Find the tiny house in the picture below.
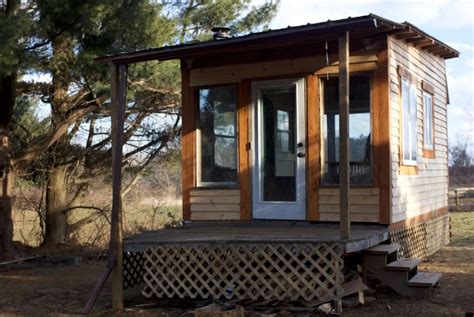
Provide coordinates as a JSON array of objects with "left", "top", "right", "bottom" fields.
[{"left": 95, "top": 14, "right": 458, "bottom": 311}]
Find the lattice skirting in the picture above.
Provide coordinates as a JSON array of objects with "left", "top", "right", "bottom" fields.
[
  {"left": 123, "top": 251, "right": 145, "bottom": 289},
  {"left": 140, "top": 242, "right": 344, "bottom": 302},
  {"left": 390, "top": 213, "right": 450, "bottom": 260}
]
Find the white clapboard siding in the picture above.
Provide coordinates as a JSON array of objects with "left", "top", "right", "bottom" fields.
[
  {"left": 388, "top": 35, "right": 449, "bottom": 223},
  {"left": 318, "top": 188, "right": 380, "bottom": 223},
  {"left": 190, "top": 189, "right": 241, "bottom": 220}
]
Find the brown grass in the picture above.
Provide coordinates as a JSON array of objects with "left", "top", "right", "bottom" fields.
[{"left": 1, "top": 212, "right": 473, "bottom": 316}]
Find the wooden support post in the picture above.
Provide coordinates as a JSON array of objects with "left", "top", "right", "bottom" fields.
[
  {"left": 110, "top": 63, "right": 127, "bottom": 310},
  {"left": 339, "top": 31, "right": 350, "bottom": 240}
]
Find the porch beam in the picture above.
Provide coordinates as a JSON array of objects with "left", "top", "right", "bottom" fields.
[
  {"left": 110, "top": 63, "right": 127, "bottom": 310},
  {"left": 338, "top": 31, "right": 350, "bottom": 239}
]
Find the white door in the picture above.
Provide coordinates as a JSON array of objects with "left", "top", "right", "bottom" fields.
[{"left": 251, "top": 78, "right": 306, "bottom": 220}]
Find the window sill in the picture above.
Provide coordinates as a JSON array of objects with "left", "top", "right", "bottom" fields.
[
  {"left": 193, "top": 185, "right": 240, "bottom": 190},
  {"left": 319, "top": 184, "right": 374, "bottom": 188},
  {"left": 400, "top": 165, "right": 418, "bottom": 175},
  {"left": 423, "top": 148, "right": 435, "bottom": 158}
]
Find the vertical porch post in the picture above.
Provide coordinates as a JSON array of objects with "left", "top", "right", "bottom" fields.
[
  {"left": 110, "top": 63, "right": 127, "bottom": 310},
  {"left": 339, "top": 31, "right": 350, "bottom": 239}
]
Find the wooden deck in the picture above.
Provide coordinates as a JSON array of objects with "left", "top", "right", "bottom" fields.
[{"left": 124, "top": 221, "right": 389, "bottom": 253}]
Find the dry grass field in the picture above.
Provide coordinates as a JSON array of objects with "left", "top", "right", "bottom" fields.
[{"left": 0, "top": 211, "right": 473, "bottom": 316}]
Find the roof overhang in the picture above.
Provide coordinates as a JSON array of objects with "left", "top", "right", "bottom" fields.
[{"left": 96, "top": 14, "right": 459, "bottom": 65}]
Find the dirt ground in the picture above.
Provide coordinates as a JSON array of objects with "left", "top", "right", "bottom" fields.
[{"left": 1, "top": 212, "right": 473, "bottom": 317}]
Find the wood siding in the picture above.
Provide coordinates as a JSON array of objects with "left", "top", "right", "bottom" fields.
[
  {"left": 318, "top": 188, "right": 380, "bottom": 223},
  {"left": 388, "top": 36, "right": 449, "bottom": 223},
  {"left": 189, "top": 53, "right": 379, "bottom": 87},
  {"left": 190, "top": 189, "right": 241, "bottom": 220}
]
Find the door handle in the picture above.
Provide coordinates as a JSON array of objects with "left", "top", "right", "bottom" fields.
[
  {"left": 297, "top": 142, "right": 304, "bottom": 147},
  {"left": 297, "top": 152, "right": 305, "bottom": 158}
]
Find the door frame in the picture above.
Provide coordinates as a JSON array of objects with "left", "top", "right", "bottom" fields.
[{"left": 251, "top": 78, "right": 306, "bottom": 220}]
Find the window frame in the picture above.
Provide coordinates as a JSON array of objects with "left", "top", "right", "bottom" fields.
[
  {"left": 319, "top": 74, "right": 374, "bottom": 187},
  {"left": 422, "top": 81, "right": 435, "bottom": 158},
  {"left": 400, "top": 76, "right": 418, "bottom": 167},
  {"left": 195, "top": 84, "right": 239, "bottom": 187}
]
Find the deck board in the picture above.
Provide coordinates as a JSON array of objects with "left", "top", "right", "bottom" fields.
[{"left": 124, "top": 222, "right": 389, "bottom": 253}]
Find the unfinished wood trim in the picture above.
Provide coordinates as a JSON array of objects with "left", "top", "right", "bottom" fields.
[
  {"left": 306, "top": 74, "right": 320, "bottom": 221},
  {"left": 191, "top": 211, "right": 240, "bottom": 221},
  {"left": 191, "top": 204, "right": 241, "bottom": 212},
  {"left": 319, "top": 204, "right": 379, "bottom": 214},
  {"left": 314, "top": 61, "right": 377, "bottom": 75},
  {"left": 422, "top": 149, "right": 435, "bottom": 158},
  {"left": 389, "top": 207, "right": 448, "bottom": 231},
  {"left": 397, "top": 65, "right": 413, "bottom": 82},
  {"left": 399, "top": 165, "right": 418, "bottom": 175},
  {"left": 372, "top": 48, "right": 391, "bottom": 225},
  {"left": 319, "top": 188, "right": 380, "bottom": 196},
  {"left": 238, "top": 80, "right": 251, "bottom": 220},
  {"left": 319, "top": 213, "right": 379, "bottom": 222},
  {"left": 338, "top": 31, "right": 350, "bottom": 239},
  {"left": 190, "top": 196, "right": 240, "bottom": 204},
  {"left": 422, "top": 80, "right": 435, "bottom": 94},
  {"left": 319, "top": 195, "right": 379, "bottom": 205},
  {"left": 181, "top": 61, "right": 195, "bottom": 221},
  {"left": 190, "top": 189, "right": 240, "bottom": 196}
]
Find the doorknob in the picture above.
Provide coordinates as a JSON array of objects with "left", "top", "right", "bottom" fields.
[
  {"left": 297, "top": 142, "right": 304, "bottom": 147},
  {"left": 297, "top": 152, "right": 305, "bottom": 158}
]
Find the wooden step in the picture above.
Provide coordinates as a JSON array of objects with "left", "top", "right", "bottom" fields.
[
  {"left": 366, "top": 243, "right": 399, "bottom": 255},
  {"left": 386, "top": 259, "right": 420, "bottom": 271},
  {"left": 408, "top": 272, "right": 441, "bottom": 287}
]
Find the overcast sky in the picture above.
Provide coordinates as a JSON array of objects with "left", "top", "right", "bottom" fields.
[{"left": 257, "top": 0, "right": 474, "bottom": 148}]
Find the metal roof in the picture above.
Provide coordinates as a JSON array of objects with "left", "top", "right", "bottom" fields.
[{"left": 96, "top": 14, "right": 459, "bottom": 64}]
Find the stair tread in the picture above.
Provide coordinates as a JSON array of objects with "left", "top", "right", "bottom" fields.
[
  {"left": 408, "top": 272, "right": 441, "bottom": 287},
  {"left": 366, "top": 243, "right": 399, "bottom": 255},
  {"left": 386, "top": 258, "right": 420, "bottom": 271}
]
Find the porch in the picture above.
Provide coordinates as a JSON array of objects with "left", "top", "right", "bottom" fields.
[{"left": 122, "top": 222, "right": 388, "bottom": 303}]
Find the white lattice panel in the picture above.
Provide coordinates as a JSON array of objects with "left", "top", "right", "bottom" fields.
[
  {"left": 141, "top": 242, "right": 344, "bottom": 302},
  {"left": 390, "top": 214, "right": 450, "bottom": 260}
]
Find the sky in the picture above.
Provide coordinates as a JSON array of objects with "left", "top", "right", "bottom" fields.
[{"left": 257, "top": 0, "right": 474, "bottom": 148}]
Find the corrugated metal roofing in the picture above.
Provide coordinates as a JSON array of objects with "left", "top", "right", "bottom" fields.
[{"left": 96, "top": 14, "right": 459, "bottom": 64}]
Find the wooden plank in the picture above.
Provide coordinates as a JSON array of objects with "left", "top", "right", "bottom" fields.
[
  {"left": 191, "top": 196, "right": 240, "bottom": 204},
  {"left": 190, "top": 51, "right": 380, "bottom": 87},
  {"left": 191, "top": 211, "right": 241, "bottom": 221},
  {"left": 306, "top": 74, "right": 320, "bottom": 221},
  {"left": 372, "top": 48, "right": 391, "bottom": 225},
  {"left": 110, "top": 63, "right": 126, "bottom": 310},
  {"left": 319, "top": 188, "right": 380, "bottom": 196},
  {"left": 181, "top": 61, "right": 194, "bottom": 221},
  {"left": 314, "top": 61, "right": 377, "bottom": 75},
  {"left": 190, "top": 189, "right": 240, "bottom": 196},
  {"left": 319, "top": 213, "right": 379, "bottom": 222},
  {"left": 238, "top": 80, "right": 251, "bottom": 220},
  {"left": 338, "top": 31, "right": 350, "bottom": 239},
  {"left": 319, "top": 195, "right": 379, "bottom": 205},
  {"left": 319, "top": 204, "right": 379, "bottom": 214},
  {"left": 191, "top": 204, "right": 241, "bottom": 212}
]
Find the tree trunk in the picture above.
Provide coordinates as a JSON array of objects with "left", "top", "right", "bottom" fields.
[
  {"left": 44, "top": 164, "right": 68, "bottom": 244},
  {"left": 0, "top": 133, "right": 14, "bottom": 258},
  {"left": 0, "top": 0, "right": 20, "bottom": 258},
  {"left": 42, "top": 33, "right": 73, "bottom": 245}
]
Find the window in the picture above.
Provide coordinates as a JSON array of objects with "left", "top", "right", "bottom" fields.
[
  {"left": 423, "top": 91, "right": 434, "bottom": 151},
  {"left": 401, "top": 78, "right": 417, "bottom": 165},
  {"left": 321, "top": 75, "right": 372, "bottom": 185},
  {"left": 198, "top": 86, "right": 237, "bottom": 185}
]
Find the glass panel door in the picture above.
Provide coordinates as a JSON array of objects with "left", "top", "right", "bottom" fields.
[{"left": 252, "top": 78, "right": 306, "bottom": 220}]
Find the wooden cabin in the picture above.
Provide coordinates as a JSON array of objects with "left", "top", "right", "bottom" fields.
[{"left": 95, "top": 14, "right": 458, "bottom": 311}]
